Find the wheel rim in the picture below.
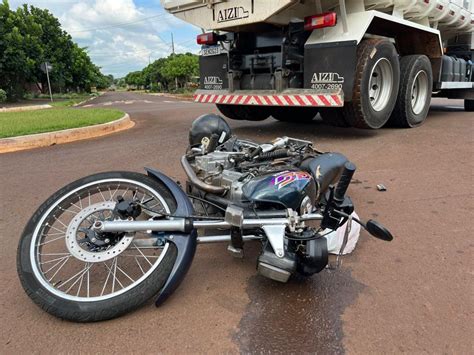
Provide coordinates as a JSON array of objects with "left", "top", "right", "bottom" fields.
[
  {"left": 368, "top": 58, "right": 394, "bottom": 112},
  {"left": 29, "top": 178, "right": 171, "bottom": 302},
  {"left": 411, "top": 70, "right": 429, "bottom": 116}
]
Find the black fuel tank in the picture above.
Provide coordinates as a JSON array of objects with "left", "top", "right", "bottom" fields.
[{"left": 242, "top": 170, "right": 317, "bottom": 211}]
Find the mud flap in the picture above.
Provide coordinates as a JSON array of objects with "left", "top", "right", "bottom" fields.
[
  {"left": 144, "top": 168, "right": 197, "bottom": 307},
  {"left": 304, "top": 41, "right": 357, "bottom": 101}
]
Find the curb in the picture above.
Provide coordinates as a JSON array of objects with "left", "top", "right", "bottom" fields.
[
  {"left": 0, "top": 104, "right": 52, "bottom": 113},
  {"left": 0, "top": 113, "right": 134, "bottom": 154},
  {"left": 146, "top": 93, "right": 195, "bottom": 101},
  {"left": 73, "top": 92, "right": 105, "bottom": 107}
]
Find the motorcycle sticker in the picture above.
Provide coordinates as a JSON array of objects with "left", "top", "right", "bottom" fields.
[{"left": 271, "top": 171, "right": 312, "bottom": 190}]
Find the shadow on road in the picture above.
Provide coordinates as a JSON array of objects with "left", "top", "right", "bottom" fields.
[{"left": 232, "top": 118, "right": 380, "bottom": 141}]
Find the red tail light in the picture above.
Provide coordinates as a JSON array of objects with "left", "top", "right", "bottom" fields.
[
  {"left": 304, "top": 12, "right": 337, "bottom": 31},
  {"left": 197, "top": 32, "right": 217, "bottom": 45}
]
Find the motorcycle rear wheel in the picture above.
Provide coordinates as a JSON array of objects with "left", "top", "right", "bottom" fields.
[{"left": 17, "top": 171, "right": 177, "bottom": 322}]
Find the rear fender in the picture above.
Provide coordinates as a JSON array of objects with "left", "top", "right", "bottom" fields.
[{"left": 144, "top": 168, "right": 197, "bottom": 307}]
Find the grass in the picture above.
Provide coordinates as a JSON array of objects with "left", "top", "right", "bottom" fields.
[
  {"left": 49, "top": 95, "right": 91, "bottom": 107},
  {"left": 0, "top": 107, "right": 124, "bottom": 138},
  {"left": 21, "top": 93, "right": 99, "bottom": 108}
]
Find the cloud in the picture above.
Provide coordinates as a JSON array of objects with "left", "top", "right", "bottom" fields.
[{"left": 8, "top": 0, "right": 200, "bottom": 77}]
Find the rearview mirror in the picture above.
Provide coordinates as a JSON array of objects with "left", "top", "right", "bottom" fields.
[{"left": 366, "top": 220, "right": 393, "bottom": 241}]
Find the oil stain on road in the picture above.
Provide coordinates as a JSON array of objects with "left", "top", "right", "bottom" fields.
[{"left": 234, "top": 268, "right": 365, "bottom": 353}]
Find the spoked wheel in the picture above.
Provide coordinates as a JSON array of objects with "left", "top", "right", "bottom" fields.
[{"left": 17, "top": 171, "right": 177, "bottom": 322}]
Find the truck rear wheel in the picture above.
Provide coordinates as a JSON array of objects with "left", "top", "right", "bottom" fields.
[
  {"left": 388, "top": 55, "right": 432, "bottom": 128},
  {"left": 465, "top": 100, "right": 474, "bottom": 112},
  {"left": 344, "top": 39, "right": 400, "bottom": 129},
  {"left": 216, "top": 104, "right": 270, "bottom": 121},
  {"left": 271, "top": 107, "right": 318, "bottom": 123}
]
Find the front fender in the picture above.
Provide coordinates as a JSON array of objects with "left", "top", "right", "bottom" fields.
[{"left": 144, "top": 168, "right": 197, "bottom": 307}]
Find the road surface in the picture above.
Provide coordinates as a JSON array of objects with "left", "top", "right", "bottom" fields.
[{"left": 1, "top": 92, "right": 472, "bottom": 353}]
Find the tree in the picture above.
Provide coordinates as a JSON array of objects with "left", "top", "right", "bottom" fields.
[
  {"left": 123, "top": 53, "right": 199, "bottom": 92},
  {"left": 0, "top": 1, "right": 43, "bottom": 99},
  {"left": 142, "top": 57, "right": 167, "bottom": 91},
  {"left": 0, "top": 0, "right": 110, "bottom": 100},
  {"left": 124, "top": 71, "right": 145, "bottom": 88},
  {"left": 161, "top": 53, "right": 198, "bottom": 89}
]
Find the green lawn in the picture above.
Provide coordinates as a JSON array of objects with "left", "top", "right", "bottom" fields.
[
  {"left": 50, "top": 95, "right": 92, "bottom": 107},
  {"left": 0, "top": 107, "right": 124, "bottom": 138}
]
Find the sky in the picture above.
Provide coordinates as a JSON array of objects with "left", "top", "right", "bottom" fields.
[{"left": 8, "top": 0, "right": 201, "bottom": 78}]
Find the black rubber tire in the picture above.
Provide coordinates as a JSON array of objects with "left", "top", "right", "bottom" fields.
[
  {"left": 465, "top": 99, "right": 474, "bottom": 112},
  {"left": 319, "top": 108, "right": 350, "bottom": 127},
  {"left": 216, "top": 104, "right": 270, "bottom": 121},
  {"left": 343, "top": 39, "right": 400, "bottom": 129},
  {"left": 271, "top": 107, "right": 318, "bottom": 123},
  {"left": 17, "top": 171, "right": 178, "bottom": 322},
  {"left": 388, "top": 55, "right": 433, "bottom": 128}
]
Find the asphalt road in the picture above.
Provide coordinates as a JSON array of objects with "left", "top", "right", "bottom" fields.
[{"left": 1, "top": 92, "right": 472, "bottom": 353}]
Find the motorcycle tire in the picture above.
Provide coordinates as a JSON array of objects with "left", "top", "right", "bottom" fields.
[{"left": 17, "top": 171, "right": 178, "bottom": 322}]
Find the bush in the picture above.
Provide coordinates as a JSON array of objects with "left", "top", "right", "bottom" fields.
[{"left": 0, "top": 89, "right": 7, "bottom": 103}]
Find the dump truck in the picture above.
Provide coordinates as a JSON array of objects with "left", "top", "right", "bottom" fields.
[{"left": 161, "top": 0, "right": 474, "bottom": 128}]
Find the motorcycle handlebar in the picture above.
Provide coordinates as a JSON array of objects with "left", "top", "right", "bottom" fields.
[{"left": 334, "top": 162, "right": 357, "bottom": 203}]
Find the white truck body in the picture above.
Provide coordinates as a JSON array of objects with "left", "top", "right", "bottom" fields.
[
  {"left": 162, "top": 0, "right": 472, "bottom": 38},
  {"left": 161, "top": 0, "right": 474, "bottom": 128}
]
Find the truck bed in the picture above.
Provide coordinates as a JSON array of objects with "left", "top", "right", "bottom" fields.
[{"left": 162, "top": 0, "right": 473, "bottom": 38}]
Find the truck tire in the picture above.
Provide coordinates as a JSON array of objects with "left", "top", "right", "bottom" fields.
[
  {"left": 272, "top": 107, "right": 318, "bottom": 123},
  {"left": 388, "top": 55, "right": 433, "bottom": 128},
  {"left": 319, "top": 108, "right": 350, "bottom": 127},
  {"left": 465, "top": 99, "right": 474, "bottom": 112},
  {"left": 343, "top": 39, "right": 400, "bottom": 129},
  {"left": 216, "top": 104, "right": 270, "bottom": 121}
]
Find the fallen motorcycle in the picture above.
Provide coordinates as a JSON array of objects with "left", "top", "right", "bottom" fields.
[{"left": 17, "top": 114, "right": 393, "bottom": 322}]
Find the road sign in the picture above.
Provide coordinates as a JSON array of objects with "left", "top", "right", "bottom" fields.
[{"left": 40, "top": 62, "right": 53, "bottom": 73}]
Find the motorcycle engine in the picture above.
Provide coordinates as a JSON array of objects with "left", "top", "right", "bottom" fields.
[
  {"left": 186, "top": 135, "right": 330, "bottom": 282},
  {"left": 190, "top": 140, "right": 254, "bottom": 204},
  {"left": 188, "top": 136, "right": 318, "bottom": 214}
]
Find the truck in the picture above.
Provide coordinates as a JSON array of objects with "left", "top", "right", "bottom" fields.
[{"left": 161, "top": 0, "right": 474, "bottom": 129}]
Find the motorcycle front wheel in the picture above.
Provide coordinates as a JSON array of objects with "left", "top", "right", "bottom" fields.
[{"left": 17, "top": 171, "right": 177, "bottom": 322}]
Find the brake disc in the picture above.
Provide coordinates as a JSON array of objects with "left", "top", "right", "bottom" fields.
[{"left": 65, "top": 202, "right": 134, "bottom": 263}]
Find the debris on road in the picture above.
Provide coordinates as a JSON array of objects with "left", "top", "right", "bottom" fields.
[{"left": 377, "top": 184, "right": 387, "bottom": 191}]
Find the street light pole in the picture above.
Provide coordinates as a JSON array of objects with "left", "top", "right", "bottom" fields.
[{"left": 171, "top": 33, "right": 178, "bottom": 90}]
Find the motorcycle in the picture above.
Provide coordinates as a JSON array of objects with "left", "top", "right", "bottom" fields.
[{"left": 17, "top": 114, "right": 392, "bottom": 322}]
